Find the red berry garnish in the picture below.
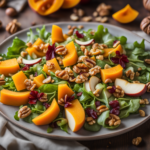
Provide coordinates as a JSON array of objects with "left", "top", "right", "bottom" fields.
[
  {"left": 75, "top": 30, "right": 84, "bottom": 38},
  {"left": 109, "top": 100, "right": 120, "bottom": 108}
]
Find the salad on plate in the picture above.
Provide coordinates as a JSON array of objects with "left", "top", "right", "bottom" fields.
[{"left": 0, "top": 24, "right": 149, "bottom": 133}]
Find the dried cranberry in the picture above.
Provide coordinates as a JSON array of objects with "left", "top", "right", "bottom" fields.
[
  {"left": 86, "top": 108, "right": 98, "bottom": 119},
  {"left": 108, "top": 86, "right": 116, "bottom": 94},
  {"left": 28, "top": 99, "right": 37, "bottom": 104},
  {"left": 110, "top": 57, "right": 119, "bottom": 64},
  {"left": 119, "top": 59, "right": 126, "bottom": 69},
  {"left": 37, "top": 93, "right": 44, "bottom": 99},
  {"left": 22, "top": 65, "right": 30, "bottom": 71},
  {"left": 77, "top": 92, "right": 82, "bottom": 96},
  {"left": 75, "top": 30, "right": 84, "bottom": 38},
  {"left": 110, "top": 108, "right": 120, "bottom": 116},
  {"left": 109, "top": 100, "right": 120, "bottom": 108},
  {"left": 116, "top": 50, "right": 121, "bottom": 57},
  {"left": 63, "top": 95, "right": 75, "bottom": 108},
  {"left": 43, "top": 102, "right": 50, "bottom": 109},
  {"left": 95, "top": 101, "right": 100, "bottom": 107},
  {"left": 46, "top": 43, "right": 56, "bottom": 60},
  {"left": 30, "top": 91, "right": 38, "bottom": 98},
  {"left": 121, "top": 54, "right": 129, "bottom": 63},
  {"left": 64, "top": 102, "right": 72, "bottom": 108}
]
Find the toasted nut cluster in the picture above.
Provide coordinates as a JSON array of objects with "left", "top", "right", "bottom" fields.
[
  {"left": 65, "top": 67, "right": 74, "bottom": 76},
  {"left": 56, "top": 57, "right": 63, "bottom": 65},
  {"left": 43, "top": 76, "right": 54, "bottom": 84},
  {"left": 67, "top": 25, "right": 77, "bottom": 35},
  {"left": 82, "top": 16, "right": 92, "bottom": 22},
  {"left": 73, "top": 63, "right": 89, "bottom": 74},
  {"left": 18, "top": 106, "right": 32, "bottom": 119},
  {"left": 26, "top": 42, "right": 32, "bottom": 47},
  {"left": 96, "top": 3, "right": 112, "bottom": 17},
  {"left": 113, "top": 85, "right": 124, "bottom": 98},
  {"left": 80, "top": 46, "right": 91, "bottom": 56},
  {"left": 90, "top": 30, "right": 96, "bottom": 35},
  {"left": 75, "top": 73, "right": 89, "bottom": 84},
  {"left": 95, "top": 16, "right": 108, "bottom": 23},
  {"left": 55, "top": 45, "right": 67, "bottom": 55},
  {"left": 104, "top": 78, "right": 112, "bottom": 84},
  {"left": 0, "top": 76, "right": 5, "bottom": 85},
  {"left": 139, "top": 110, "right": 145, "bottom": 117},
  {"left": 90, "top": 48, "right": 104, "bottom": 56},
  {"left": 46, "top": 61, "right": 55, "bottom": 70},
  {"left": 104, "top": 64, "right": 111, "bottom": 69},
  {"left": 97, "top": 105, "right": 109, "bottom": 115},
  {"left": 105, "top": 114, "right": 121, "bottom": 126},
  {"left": 39, "top": 93, "right": 48, "bottom": 102},
  {"left": 92, "top": 43, "right": 107, "bottom": 50},
  {"left": 83, "top": 58, "right": 96, "bottom": 68},
  {"left": 69, "top": 77, "right": 76, "bottom": 82},
  {"left": 21, "top": 51, "right": 28, "bottom": 58},
  {"left": 125, "top": 70, "right": 135, "bottom": 80},
  {"left": 17, "top": 56, "right": 23, "bottom": 64},
  {"left": 24, "top": 79, "right": 36, "bottom": 91},
  {"left": 89, "top": 66, "right": 101, "bottom": 76},
  {"left": 140, "top": 99, "right": 149, "bottom": 104},
  {"left": 73, "top": 8, "right": 85, "bottom": 17},
  {"left": 93, "top": 89, "right": 100, "bottom": 97},
  {"left": 55, "top": 70, "right": 69, "bottom": 80},
  {"left": 96, "top": 55, "right": 104, "bottom": 60},
  {"left": 146, "top": 82, "right": 150, "bottom": 92},
  {"left": 78, "top": 25, "right": 84, "bottom": 29},
  {"left": 86, "top": 117, "right": 96, "bottom": 125},
  {"left": 29, "top": 74, "right": 34, "bottom": 80},
  {"left": 132, "top": 137, "right": 142, "bottom": 146},
  {"left": 6, "top": 19, "right": 21, "bottom": 34},
  {"left": 78, "top": 56, "right": 89, "bottom": 63},
  {"left": 145, "top": 59, "right": 150, "bottom": 64},
  {"left": 113, "top": 41, "right": 120, "bottom": 48},
  {"left": 33, "top": 43, "right": 49, "bottom": 53}
]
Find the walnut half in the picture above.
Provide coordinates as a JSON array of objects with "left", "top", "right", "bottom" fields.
[
  {"left": 140, "top": 16, "right": 150, "bottom": 35},
  {"left": 18, "top": 106, "right": 32, "bottom": 119}
]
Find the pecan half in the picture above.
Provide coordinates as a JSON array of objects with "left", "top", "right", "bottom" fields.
[
  {"left": 39, "top": 93, "right": 48, "bottom": 102},
  {"left": 18, "top": 106, "right": 32, "bottom": 119},
  {"left": 73, "top": 63, "right": 89, "bottom": 73},
  {"left": 89, "top": 66, "right": 101, "bottom": 76},
  {"left": 55, "top": 70, "right": 69, "bottom": 80},
  {"left": 55, "top": 45, "right": 67, "bottom": 55}
]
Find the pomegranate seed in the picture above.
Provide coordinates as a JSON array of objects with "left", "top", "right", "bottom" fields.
[
  {"left": 95, "top": 101, "right": 100, "bottom": 107},
  {"left": 86, "top": 108, "right": 98, "bottom": 119},
  {"left": 77, "top": 92, "right": 82, "bottom": 96},
  {"left": 109, "top": 100, "right": 120, "bottom": 108},
  {"left": 110, "top": 108, "right": 120, "bottom": 116},
  {"left": 108, "top": 86, "right": 116, "bottom": 94},
  {"left": 75, "top": 30, "right": 84, "bottom": 38}
]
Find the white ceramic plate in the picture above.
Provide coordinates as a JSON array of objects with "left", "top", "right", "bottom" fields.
[{"left": 0, "top": 22, "right": 150, "bottom": 140}]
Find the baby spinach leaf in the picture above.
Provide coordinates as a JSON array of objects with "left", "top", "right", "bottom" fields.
[
  {"left": 60, "top": 124, "right": 68, "bottom": 133},
  {"left": 117, "top": 36, "right": 127, "bottom": 45},
  {"left": 84, "top": 122, "right": 101, "bottom": 132},
  {"left": 14, "top": 111, "right": 19, "bottom": 121},
  {"left": 38, "top": 84, "right": 58, "bottom": 93},
  {"left": 47, "top": 126, "right": 53, "bottom": 133},
  {"left": 23, "top": 113, "right": 39, "bottom": 123}
]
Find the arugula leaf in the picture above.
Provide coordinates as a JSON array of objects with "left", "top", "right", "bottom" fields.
[
  {"left": 14, "top": 111, "right": 19, "bottom": 121},
  {"left": 60, "top": 124, "right": 68, "bottom": 133},
  {"left": 134, "top": 39, "right": 145, "bottom": 49},
  {"left": 27, "top": 29, "right": 37, "bottom": 43},
  {"left": 7, "top": 37, "right": 27, "bottom": 58}
]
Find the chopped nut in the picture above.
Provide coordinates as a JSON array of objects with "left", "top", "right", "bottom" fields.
[
  {"left": 6, "top": 19, "right": 21, "bottom": 34},
  {"left": 55, "top": 70, "right": 69, "bottom": 80},
  {"left": 104, "top": 78, "right": 112, "bottom": 84},
  {"left": 104, "top": 64, "right": 111, "bottom": 69},
  {"left": 18, "top": 106, "right": 32, "bottom": 119},
  {"left": 125, "top": 70, "right": 135, "bottom": 80},
  {"left": 80, "top": 45, "right": 86, "bottom": 52},
  {"left": 138, "top": 67, "right": 142, "bottom": 71},
  {"left": 75, "top": 74, "right": 88, "bottom": 84},
  {"left": 90, "top": 30, "right": 95, "bottom": 35},
  {"left": 55, "top": 45, "right": 67, "bottom": 55},
  {"left": 135, "top": 72, "right": 140, "bottom": 77},
  {"left": 46, "top": 61, "right": 55, "bottom": 70},
  {"left": 90, "top": 48, "right": 103, "bottom": 55},
  {"left": 70, "top": 14, "right": 79, "bottom": 21},
  {"left": 99, "top": 9, "right": 110, "bottom": 16},
  {"left": 93, "top": 89, "right": 100, "bottom": 97},
  {"left": 39, "top": 93, "right": 48, "bottom": 102},
  {"left": 146, "top": 82, "right": 150, "bottom": 92},
  {"left": 86, "top": 117, "right": 96, "bottom": 125},
  {"left": 26, "top": 42, "right": 32, "bottom": 47},
  {"left": 100, "top": 17, "right": 108, "bottom": 23},
  {"left": 113, "top": 85, "right": 124, "bottom": 98},
  {"left": 82, "top": 16, "right": 92, "bottom": 22},
  {"left": 140, "top": 99, "right": 149, "bottom": 104},
  {"left": 96, "top": 55, "right": 104, "bottom": 60},
  {"left": 95, "top": 17, "right": 102, "bottom": 22},
  {"left": 21, "top": 51, "right": 28, "bottom": 58},
  {"left": 145, "top": 59, "right": 150, "bottom": 64},
  {"left": 132, "top": 137, "right": 142, "bottom": 146},
  {"left": 73, "top": 63, "right": 89, "bottom": 74},
  {"left": 68, "top": 25, "right": 72, "bottom": 30},
  {"left": 0, "top": 74, "right": 5, "bottom": 79},
  {"left": 72, "top": 26, "right": 77, "bottom": 30},
  {"left": 65, "top": 67, "right": 74, "bottom": 76},
  {"left": 113, "top": 41, "right": 120, "bottom": 48},
  {"left": 83, "top": 58, "right": 96, "bottom": 68},
  {"left": 29, "top": 74, "right": 34, "bottom": 80},
  {"left": 139, "top": 110, "right": 145, "bottom": 117},
  {"left": 78, "top": 56, "right": 89, "bottom": 63},
  {"left": 24, "top": 79, "right": 36, "bottom": 91},
  {"left": 89, "top": 65, "right": 101, "bottom": 76},
  {"left": 99, "top": 44, "right": 108, "bottom": 49},
  {"left": 68, "top": 29, "right": 74, "bottom": 35},
  {"left": 105, "top": 114, "right": 121, "bottom": 126},
  {"left": 93, "top": 11, "right": 98, "bottom": 17},
  {"left": 0, "top": 77, "right": 5, "bottom": 85},
  {"left": 97, "top": 105, "right": 109, "bottom": 115},
  {"left": 17, "top": 56, "right": 23, "bottom": 64},
  {"left": 78, "top": 25, "right": 84, "bottom": 29},
  {"left": 56, "top": 57, "right": 63, "bottom": 65},
  {"left": 69, "top": 77, "right": 76, "bottom": 82},
  {"left": 78, "top": 9, "right": 84, "bottom": 17},
  {"left": 43, "top": 76, "right": 54, "bottom": 84}
]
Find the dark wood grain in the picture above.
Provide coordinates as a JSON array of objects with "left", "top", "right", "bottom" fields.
[{"left": 0, "top": 0, "right": 150, "bottom": 150}]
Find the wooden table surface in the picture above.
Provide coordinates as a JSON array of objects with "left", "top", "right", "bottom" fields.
[{"left": 0, "top": 0, "right": 150, "bottom": 150}]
